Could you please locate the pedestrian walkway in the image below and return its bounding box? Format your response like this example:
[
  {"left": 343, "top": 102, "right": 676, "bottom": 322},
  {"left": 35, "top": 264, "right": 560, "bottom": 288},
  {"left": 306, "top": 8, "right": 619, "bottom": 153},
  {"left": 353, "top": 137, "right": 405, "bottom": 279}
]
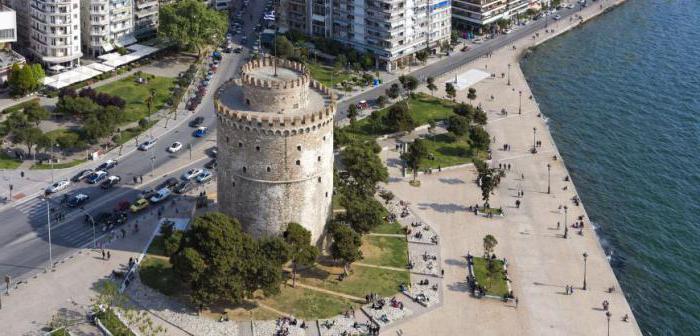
[{"left": 354, "top": 263, "right": 407, "bottom": 273}]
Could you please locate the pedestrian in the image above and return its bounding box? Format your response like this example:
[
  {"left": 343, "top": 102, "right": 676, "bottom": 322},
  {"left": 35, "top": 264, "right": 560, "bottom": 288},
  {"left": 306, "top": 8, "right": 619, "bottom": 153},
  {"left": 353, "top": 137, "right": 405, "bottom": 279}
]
[
  {"left": 508, "top": 163, "right": 511, "bottom": 170},
  {"left": 121, "top": 228, "right": 126, "bottom": 238},
  {"left": 102, "top": 249, "right": 105, "bottom": 260},
  {"left": 107, "top": 251, "right": 111, "bottom": 260},
  {"left": 441, "top": 269, "right": 445, "bottom": 278},
  {"left": 557, "top": 221, "right": 561, "bottom": 229},
  {"left": 521, "top": 173, "right": 525, "bottom": 180},
  {"left": 570, "top": 285, "right": 574, "bottom": 294},
  {"left": 515, "top": 297, "right": 519, "bottom": 308},
  {"left": 129, "top": 257, "right": 133, "bottom": 267}
]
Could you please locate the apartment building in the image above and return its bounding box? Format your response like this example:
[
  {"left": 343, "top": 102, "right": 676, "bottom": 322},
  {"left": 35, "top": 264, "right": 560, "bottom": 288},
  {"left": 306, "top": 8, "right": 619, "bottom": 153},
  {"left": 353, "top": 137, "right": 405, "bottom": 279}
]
[
  {"left": 0, "top": 4, "right": 26, "bottom": 83},
  {"left": 134, "top": 0, "right": 158, "bottom": 39},
  {"left": 81, "top": 0, "right": 136, "bottom": 58},
  {"left": 452, "top": 0, "right": 529, "bottom": 30}
]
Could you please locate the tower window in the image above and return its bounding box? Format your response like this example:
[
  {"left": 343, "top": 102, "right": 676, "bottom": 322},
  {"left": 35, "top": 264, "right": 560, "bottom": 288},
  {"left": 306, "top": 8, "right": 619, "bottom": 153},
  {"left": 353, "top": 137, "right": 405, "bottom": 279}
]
[
  {"left": 323, "top": 136, "right": 326, "bottom": 141},
  {"left": 256, "top": 146, "right": 260, "bottom": 151},
  {"left": 297, "top": 145, "right": 302, "bottom": 151},
  {"left": 296, "top": 160, "right": 301, "bottom": 166},
  {"left": 318, "top": 177, "right": 321, "bottom": 183},
  {"left": 325, "top": 192, "right": 328, "bottom": 197},
  {"left": 242, "top": 167, "right": 247, "bottom": 173},
  {"left": 226, "top": 136, "right": 230, "bottom": 143},
  {"left": 267, "top": 167, "right": 271, "bottom": 172},
  {"left": 246, "top": 99, "right": 250, "bottom": 105},
  {"left": 238, "top": 142, "right": 243, "bottom": 148},
  {"left": 232, "top": 181, "right": 236, "bottom": 187},
  {"left": 317, "top": 156, "right": 321, "bottom": 162}
]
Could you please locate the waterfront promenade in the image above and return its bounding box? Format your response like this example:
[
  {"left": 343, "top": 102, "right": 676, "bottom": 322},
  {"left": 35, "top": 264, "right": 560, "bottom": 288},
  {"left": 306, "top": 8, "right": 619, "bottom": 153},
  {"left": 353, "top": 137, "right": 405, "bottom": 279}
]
[{"left": 378, "top": 1, "right": 643, "bottom": 335}]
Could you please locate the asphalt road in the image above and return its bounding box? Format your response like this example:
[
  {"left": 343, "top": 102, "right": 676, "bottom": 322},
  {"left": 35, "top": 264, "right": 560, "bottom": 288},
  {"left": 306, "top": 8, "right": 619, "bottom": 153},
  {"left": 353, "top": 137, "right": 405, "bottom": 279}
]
[{"left": 0, "top": 0, "right": 268, "bottom": 283}]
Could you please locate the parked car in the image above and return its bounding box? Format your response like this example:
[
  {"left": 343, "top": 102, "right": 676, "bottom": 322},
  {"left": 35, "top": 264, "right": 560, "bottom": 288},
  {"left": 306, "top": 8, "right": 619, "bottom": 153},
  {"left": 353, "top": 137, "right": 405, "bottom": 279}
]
[
  {"left": 129, "top": 198, "right": 149, "bottom": 213},
  {"left": 168, "top": 142, "right": 183, "bottom": 153},
  {"left": 96, "top": 159, "right": 118, "bottom": 171},
  {"left": 149, "top": 188, "right": 172, "bottom": 203},
  {"left": 67, "top": 193, "right": 90, "bottom": 207},
  {"left": 139, "top": 188, "right": 158, "bottom": 200},
  {"left": 182, "top": 168, "right": 204, "bottom": 181},
  {"left": 71, "top": 169, "right": 94, "bottom": 182},
  {"left": 157, "top": 177, "right": 180, "bottom": 190},
  {"left": 174, "top": 181, "right": 194, "bottom": 194},
  {"left": 100, "top": 175, "right": 121, "bottom": 189},
  {"left": 193, "top": 127, "right": 208, "bottom": 137},
  {"left": 189, "top": 117, "right": 205, "bottom": 127},
  {"left": 138, "top": 138, "right": 157, "bottom": 151},
  {"left": 204, "top": 159, "right": 217, "bottom": 169},
  {"left": 196, "top": 170, "right": 213, "bottom": 183},
  {"left": 87, "top": 170, "right": 108, "bottom": 184},
  {"left": 45, "top": 180, "right": 70, "bottom": 194}
]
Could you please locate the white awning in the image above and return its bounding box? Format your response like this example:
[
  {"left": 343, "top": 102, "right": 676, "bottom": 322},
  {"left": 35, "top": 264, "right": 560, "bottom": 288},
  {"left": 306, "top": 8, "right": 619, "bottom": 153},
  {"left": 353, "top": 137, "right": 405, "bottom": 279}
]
[
  {"left": 43, "top": 66, "right": 103, "bottom": 89},
  {"left": 452, "top": 69, "right": 491, "bottom": 91}
]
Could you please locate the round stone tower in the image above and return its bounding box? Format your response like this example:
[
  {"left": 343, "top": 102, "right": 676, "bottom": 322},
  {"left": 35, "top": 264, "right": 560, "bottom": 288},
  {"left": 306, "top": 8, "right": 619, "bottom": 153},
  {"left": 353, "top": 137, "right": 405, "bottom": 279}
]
[{"left": 214, "top": 57, "right": 335, "bottom": 244}]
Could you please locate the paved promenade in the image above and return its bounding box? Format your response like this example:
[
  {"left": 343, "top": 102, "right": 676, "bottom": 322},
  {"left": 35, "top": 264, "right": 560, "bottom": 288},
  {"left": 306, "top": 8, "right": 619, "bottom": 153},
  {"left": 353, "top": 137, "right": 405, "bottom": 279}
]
[{"left": 378, "top": 1, "right": 643, "bottom": 335}]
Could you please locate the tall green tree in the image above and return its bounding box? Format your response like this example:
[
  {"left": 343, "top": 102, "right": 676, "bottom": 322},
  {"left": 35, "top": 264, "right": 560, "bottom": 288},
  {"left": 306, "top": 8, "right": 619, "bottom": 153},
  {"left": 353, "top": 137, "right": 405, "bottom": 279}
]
[
  {"left": 399, "top": 75, "right": 418, "bottom": 97},
  {"left": 453, "top": 102, "right": 475, "bottom": 121},
  {"left": 329, "top": 224, "right": 362, "bottom": 275},
  {"left": 340, "top": 144, "right": 388, "bottom": 195},
  {"left": 467, "top": 88, "right": 477, "bottom": 102},
  {"left": 24, "top": 102, "right": 49, "bottom": 127},
  {"left": 274, "top": 35, "right": 295, "bottom": 58},
  {"left": 447, "top": 115, "right": 470, "bottom": 136},
  {"left": 469, "top": 125, "right": 491, "bottom": 150},
  {"left": 445, "top": 82, "right": 456, "bottom": 101},
  {"left": 401, "top": 138, "right": 429, "bottom": 181},
  {"left": 483, "top": 234, "right": 498, "bottom": 257},
  {"left": 341, "top": 192, "right": 386, "bottom": 234},
  {"left": 14, "top": 127, "right": 43, "bottom": 156},
  {"left": 426, "top": 77, "right": 437, "bottom": 96},
  {"left": 386, "top": 83, "right": 401, "bottom": 99},
  {"left": 383, "top": 101, "right": 414, "bottom": 132},
  {"left": 283, "top": 223, "right": 318, "bottom": 287},
  {"left": 347, "top": 104, "right": 358, "bottom": 121},
  {"left": 159, "top": 0, "right": 227, "bottom": 57}
]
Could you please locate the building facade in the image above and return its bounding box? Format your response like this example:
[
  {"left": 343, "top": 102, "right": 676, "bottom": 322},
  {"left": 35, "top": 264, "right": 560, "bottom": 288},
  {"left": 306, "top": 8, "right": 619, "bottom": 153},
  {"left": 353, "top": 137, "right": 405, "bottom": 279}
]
[
  {"left": 215, "top": 57, "right": 335, "bottom": 244},
  {"left": 452, "top": 0, "right": 529, "bottom": 29},
  {"left": 81, "top": 0, "right": 135, "bottom": 58},
  {"left": 0, "top": 4, "right": 26, "bottom": 84},
  {"left": 133, "top": 0, "right": 158, "bottom": 39}
]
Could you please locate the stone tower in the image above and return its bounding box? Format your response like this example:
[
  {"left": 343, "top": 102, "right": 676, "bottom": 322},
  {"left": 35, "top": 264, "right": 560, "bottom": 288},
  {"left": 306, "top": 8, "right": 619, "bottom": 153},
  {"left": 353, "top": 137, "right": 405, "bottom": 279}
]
[{"left": 214, "top": 57, "right": 335, "bottom": 243}]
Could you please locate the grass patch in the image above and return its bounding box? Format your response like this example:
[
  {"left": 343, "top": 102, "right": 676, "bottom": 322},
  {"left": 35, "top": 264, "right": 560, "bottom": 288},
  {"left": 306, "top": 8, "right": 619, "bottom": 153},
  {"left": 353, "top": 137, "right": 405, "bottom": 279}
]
[
  {"left": 361, "top": 236, "right": 408, "bottom": 269},
  {"left": 479, "top": 207, "right": 504, "bottom": 215},
  {"left": 48, "top": 328, "right": 70, "bottom": 336},
  {"left": 298, "top": 263, "right": 409, "bottom": 298},
  {"left": 146, "top": 236, "right": 169, "bottom": 257},
  {"left": 96, "top": 308, "right": 135, "bottom": 336},
  {"left": 96, "top": 75, "right": 176, "bottom": 122},
  {"left": 31, "top": 159, "right": 86, "bottom": 170},
  {"left": 202, "top": 302, "right": 281, "bottom": 321},
  {"left": 0, "top": 152, "right": 21, "bottom": 169},
  {"left": 2, "top": 98, "right": 40, "bottom": 115},
  {"left": 138, "top": 256, "right": 185, "bottom": 297},
  {"left": 370, "top": 221, "right": 404, "bottom": 235},
  {"left": 260, "top": 285, "right": 356, "bottom": 320},
  {"left": 113, "top": 120, "right": 158, "bottom": 146},
  {"left": 419, "top": 133, "right": 487, "bottom": 169},
  {"left": 307, "top": 63, "right": 352, "bottom": 88},
  {"left": 472, "top": 257, "right": 509, "bottom": 297}
]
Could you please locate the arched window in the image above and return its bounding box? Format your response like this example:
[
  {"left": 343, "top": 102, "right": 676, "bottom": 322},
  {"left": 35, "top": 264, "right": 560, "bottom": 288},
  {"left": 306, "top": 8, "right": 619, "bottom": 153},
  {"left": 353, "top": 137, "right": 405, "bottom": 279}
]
[
  {"left": 238, "top": 142, "right": 243, "bottom": 148},
  {"left": 317, "top": 156, "right": 321, "bottom": 162},
  {"left": 318, "top": 177, "right": 321, "bottom": 183},
  {"left": 295, "top": 160, "right": 300, "bottom": 166},
  {"left": 242, "top": 167, "right": 247, "bottom": 173},
  {"left": 267, "top": 167, "right": 271, "bottom": 172},
  {"left": 256, "top": 146, "right": 260, "bottom": 151},
  {"left": 297, "top": 145, "right": 302, "bottom": 151}
]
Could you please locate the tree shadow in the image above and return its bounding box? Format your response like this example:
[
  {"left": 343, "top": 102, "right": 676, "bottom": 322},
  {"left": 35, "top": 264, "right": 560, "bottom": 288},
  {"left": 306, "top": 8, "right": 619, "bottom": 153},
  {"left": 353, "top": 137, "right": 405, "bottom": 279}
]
[
  {"left": 417, "top": 202, "right": 470, "bottom": 213},
  {"left": 446, "top": 281, "right": 470, "bottom": 292},
  {"left": 438, "top": 178, "right": 465, "bottom": 185},
  {"left": 386, "top": 158, "right": 403, "bottom": 168},
  {"left": 444, "top": 258, "right": 467, "bottom": 267}
]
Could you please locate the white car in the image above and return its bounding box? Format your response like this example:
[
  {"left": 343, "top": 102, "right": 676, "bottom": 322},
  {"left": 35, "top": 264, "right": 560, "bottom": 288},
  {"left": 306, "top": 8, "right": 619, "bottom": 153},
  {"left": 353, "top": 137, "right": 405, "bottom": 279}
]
[
  {"left": 46, "top": 180, "right": 70, "bottom": 194},
  {"left": 196, "top": 169, "right": 213, "bottom": 183},
  {"left": 168, "top": 142, "right": 183, "bottom": 153},
  {"left": 149, "top": 188, "right": 172, "bottom": 203},
  {"left": 138, "top": 138, "right": 157, "bottom": 151},
  {"left": 182, "top": 168, "right": 204, "bottom": 180}
]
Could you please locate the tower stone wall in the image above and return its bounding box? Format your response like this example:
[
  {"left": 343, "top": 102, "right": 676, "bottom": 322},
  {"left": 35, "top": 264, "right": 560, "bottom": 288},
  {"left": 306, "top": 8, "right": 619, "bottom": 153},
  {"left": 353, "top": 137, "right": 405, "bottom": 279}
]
[{"left": 215, "top": 57, "right": 335, "bottom": 243}]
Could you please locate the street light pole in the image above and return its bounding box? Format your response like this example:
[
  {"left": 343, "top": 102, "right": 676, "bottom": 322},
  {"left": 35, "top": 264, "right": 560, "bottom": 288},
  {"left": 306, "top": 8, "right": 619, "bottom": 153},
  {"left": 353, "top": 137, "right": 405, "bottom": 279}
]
[
  {"left": 518, "top": 90, "right": 522, "bottom": 114},
  {"left": 150, "top": 154, "right": 156, "bottom": 177},
  {"left": 583, "top": 252, "right": 589, "bottom": 290},
  {"left": 507, "top": 64, "right": 511, "bottom": 86},
  {"left": 606, "top": 311, "right": 611, "bottom": 336},
  {"left": 188, "top": 143, "right": 192, "bottom": 161},
  {"left": 563, "top": 205, "right": 568, "bottom": 238},
  {"left": 547, "top": 163, "right": 551, "bottom": 194},
  {"left": 532, "top": 127, "right": 537, "bottom": 153},
  {"left": 45, "top": 199, "right": 53, "bottom": 270}
]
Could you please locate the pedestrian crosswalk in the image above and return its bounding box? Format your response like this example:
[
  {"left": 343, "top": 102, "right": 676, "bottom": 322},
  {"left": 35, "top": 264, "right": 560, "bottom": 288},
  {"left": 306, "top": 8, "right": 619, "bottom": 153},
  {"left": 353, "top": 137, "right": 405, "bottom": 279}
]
[{"left": 13, "top": 197, "right": 99, "bottom": 248}]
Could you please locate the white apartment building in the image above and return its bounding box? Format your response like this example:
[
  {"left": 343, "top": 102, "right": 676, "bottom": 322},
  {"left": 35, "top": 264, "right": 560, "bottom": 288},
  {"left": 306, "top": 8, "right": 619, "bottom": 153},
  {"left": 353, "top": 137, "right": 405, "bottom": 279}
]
[
  {"left": 134, "top": 0, "right": 158, "bottom": 39},
  {"left": 0, "top": 4, "right": 26, "bottom": 83},
  {"left": 332, "top": 0, "right": 451, "bottom": 71},
  {"left": 81, "top": 0, "right": 135, "bottom": 58},
  {"left": 452, "top": 0, "right": 529, "bottom": 30}
]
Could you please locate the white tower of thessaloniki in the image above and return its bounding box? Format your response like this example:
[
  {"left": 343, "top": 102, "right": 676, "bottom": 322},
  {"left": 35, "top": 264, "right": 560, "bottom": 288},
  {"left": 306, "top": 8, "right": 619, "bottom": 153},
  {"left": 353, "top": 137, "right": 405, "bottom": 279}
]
[{"left": 214, "top": 57, "right": 335, "bottom": 243}]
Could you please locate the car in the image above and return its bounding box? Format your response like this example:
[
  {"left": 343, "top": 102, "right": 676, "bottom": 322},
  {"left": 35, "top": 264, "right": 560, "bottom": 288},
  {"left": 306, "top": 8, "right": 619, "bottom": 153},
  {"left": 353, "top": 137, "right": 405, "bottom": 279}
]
[
  {"left": 157, "top": 177, "right": 180, "bottom": 190},
  {"left": 138, "top": 138, "right": 157, "bottom": 151},
  {"left": 45, "top": 180, "right": 70, "bottom": 194},
  {"left": 67, "top": 193, "right": 89, "bottom": 207},
  {"left": 193, "top": 127, "right": 208, "bottom": 137},
  {"left": 129, "top": 198, "right": 149, "bottom": 213},
  {"left": 96, "top": 159, "right": 118, "bottom": 171},
  {"left": 100, "top": 175, "right": 121, "bottom": 189},
  {"left": 174, "top": 181, "right": 194, "bottom": 194},
  {"left": 71, "top": 169, "right": 94, "bottom": 182},
  {"left": 87, "top": 170, "right": 108, "bottom": 184},
  {"left": 190, "top": 117, "right": 204, "bottom": 127},
  {"left": 196, "top": 170, "right": 214, "bottom": 183},
  {"left": 553, "top": 15, "right": 562, "bottom": 20},
  {"left": 210, "top": 147, "right": 218, "bottom": 158},
  {"left": 204, "top": 159, "right": 217, "bottom": 169},
  {"left": 168, "top": 142, "right": 183, "bottom": 153},
  {"left": 149, "top": 188, "right": 172, "bottom": 203},
  {"left": 234, "top": 47, "right": 243, "bottom": 54},
  {"left": 182, "top": 168, "right": 204, "bottom": 181}
]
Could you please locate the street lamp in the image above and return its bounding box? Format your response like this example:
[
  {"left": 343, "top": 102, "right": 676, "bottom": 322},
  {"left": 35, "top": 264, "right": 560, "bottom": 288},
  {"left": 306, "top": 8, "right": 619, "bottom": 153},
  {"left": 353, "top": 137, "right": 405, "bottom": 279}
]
[
  {"left": 150, "top": 154, "right": 156, "bottom": 177},
  {"left": 582, "top": 252, "right": 589, "bottom": 290},
  {"left": 531, "top": 127, "right": 537, "bottom": 153},
  {"left": 188, "top": 143, "right": 192, "bottom": 161},
  {"left": 563, "top": 205, "right": 568, "bottom": 238},
  {"left": 547, "top": 163, "right": 551, "bottom": 194},
  {"left": 44, "top": 198, "right": 54, "bottom": 270},
  {"left": 518, "top": 90, "right": 522, "bottom": 114},
  {"left": 507, "top": 64, "right": 511, "bottom": 86},
  {"left": 606, "top": 311, "right": 611, "bottom": 336}
]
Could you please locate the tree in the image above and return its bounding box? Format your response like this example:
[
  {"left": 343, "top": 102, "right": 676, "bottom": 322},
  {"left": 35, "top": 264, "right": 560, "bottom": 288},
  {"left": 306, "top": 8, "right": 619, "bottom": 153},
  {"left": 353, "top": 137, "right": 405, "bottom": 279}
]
[
  {"left": 341, "top": 191, "right": 386, "bottom": 233},
  {"left": 159, "top": 0, "right": 227, "bottom": 57},
  {"left": 347, "top": 104, "right": 358, "bottom": 121},
  {"left": 398, "top": 75, "right": 418, "bottom": 97},
  {"left": 447, "top": 115, "right": 470, "bottom": 136},
  {"left": 274, "top": 35, "right": 294, "bottom": 58},
  {"left": 379, "top": 190, "right": 395, "bottom": 204},
  {"left": 383, "top": 101, "right": 414, "bottom": 132},
  {"left": 445, "top": 82, "right": 456, "bottom": 101},
  {"left": 473, "top": 106, "right": 488, "bottom": 125},
  {"left": 453, "top": 102, "right": 475, "bottom": 121},
  {"left": 329, "top": 224, "right": 362, "bottom": 275},
  {"left": 376, "top": 95, "right": 388, "bottom": 108},
  {"left": 469, "top": 125, "right": 490, "bottom": 150},
  {"left": 340, "top": 144, "right": 388, "bottom": 195},
  {"left": 401, "top": 138, "right": 429, "bottom": 181},
  {"left": 283, "top": 223, "right": 318, "bottom": 287},
  {"left": 14, "top": 127, "right": 43, "bottom": 156},
  {"left": 467, "top": 88, "right": 477, "bottom": 102},
  {"left": 415, "top": 50, "right": 428, "bottom": 64},
  {"left": 426, "top": 77, "right": 437, "bottom": 96},
  {"left": 24, "top": 102, "right": 49, "bottom": 126},
  {"left": 483, "top": 234, "right": 498, "bottom": 257},
  {"left": 386, "top": 83, "right": 401, "bottom": 99}
]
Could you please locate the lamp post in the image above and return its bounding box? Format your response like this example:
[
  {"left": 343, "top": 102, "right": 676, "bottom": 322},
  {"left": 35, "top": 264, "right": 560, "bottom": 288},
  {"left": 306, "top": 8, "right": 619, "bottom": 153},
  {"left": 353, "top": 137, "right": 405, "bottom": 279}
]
[
  {"left": 518, "top": 90, "right": 522, "bottom": 114},
  {"left": 547, "top": 163, "right": 551, "bottom": 194},
  {"left": 188, "top": 143, "right": 192, "bottom": 161},
  {"left": 606, "top": 311, "right": 611, "bottom": 336},
  {"left": 582, "top": 252, "right": 589, "bottom": 290},
  {"left": 563, "top": 205, "right": 568, "bottom": 238},
  {"left": 150, "top": 154, "right": 156, "bottom": 177},
  {"left": 45, "top": 198, "right": 53, "bottom": 270},
  {"left": 532, "top": 127, "right": 537, "bottom": 153},
  {"left": 507, "top": 64, "right": 511, "bottom": 86}
]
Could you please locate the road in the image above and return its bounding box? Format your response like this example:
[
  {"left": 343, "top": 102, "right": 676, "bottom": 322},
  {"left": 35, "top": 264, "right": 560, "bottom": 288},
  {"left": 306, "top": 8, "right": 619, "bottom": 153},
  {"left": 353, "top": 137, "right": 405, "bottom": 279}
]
[
  {"left": 336, "top": 4, "right": 584, "bottom": 114},
  {"left": 0, "top": 0, "right": 269, "bottom": 283}
]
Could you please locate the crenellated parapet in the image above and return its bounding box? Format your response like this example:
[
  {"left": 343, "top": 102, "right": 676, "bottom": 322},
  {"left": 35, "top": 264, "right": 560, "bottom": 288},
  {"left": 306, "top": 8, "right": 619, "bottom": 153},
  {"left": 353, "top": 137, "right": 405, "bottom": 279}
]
[{"left": 239, "top": 57, "right": 310, "bottom": 90}]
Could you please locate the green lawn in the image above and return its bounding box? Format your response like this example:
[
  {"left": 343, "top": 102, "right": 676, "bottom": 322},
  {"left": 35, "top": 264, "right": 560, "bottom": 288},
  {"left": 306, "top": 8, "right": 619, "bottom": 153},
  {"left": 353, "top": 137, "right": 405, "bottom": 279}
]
[
  {"left": 0, "top": 152, "right": 21, "bottom": 169},
  {"left": 96, "top": 309, "right": 135, "bottom": 336},
  {"left": 96, "top": 75, "right": 176, "bottom": 122},
  {"left": 113, "top": 120, "right": 157, "bottom": 146},
  {"left": 145, "top": 236, "right": 169, "bottom": 257},
  {"left": 1, "top": 98, "right": 40, "bottom": 115},
  {"left": 138, "top": 256, "right": 185, "bottom": 297},
  {"left": 260, "top": 286, "right": 356, "bottom": 320},
  {"left": 307, "top": 63, "right": 351, "bottom": 88},
  {"left": 419, "top": 133, "right": 487, "bottom": 169},
  {"left": 361, "top": 236, "right": 408, "bottom": 269},
  {"left": 370, "top": 221, "right": 404, "bottom": 235},
  {"left": 31, "top": 159, "right": 86, "bottom": 170},
  {"left": 472, "top": 257, "right": 509, "bottom": 297},
  {"left": 298, "top": 263, "right": 409, "bottom": 298}
]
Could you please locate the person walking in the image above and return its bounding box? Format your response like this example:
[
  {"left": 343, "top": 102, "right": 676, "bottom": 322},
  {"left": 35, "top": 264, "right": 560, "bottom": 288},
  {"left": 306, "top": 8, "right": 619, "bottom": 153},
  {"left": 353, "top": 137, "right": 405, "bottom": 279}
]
[
  {"left": 101, "top": 249, "right": 106, "bottom": 260},
  {"left": 107, "top": 251, "right": 111, "bottom": 260}
]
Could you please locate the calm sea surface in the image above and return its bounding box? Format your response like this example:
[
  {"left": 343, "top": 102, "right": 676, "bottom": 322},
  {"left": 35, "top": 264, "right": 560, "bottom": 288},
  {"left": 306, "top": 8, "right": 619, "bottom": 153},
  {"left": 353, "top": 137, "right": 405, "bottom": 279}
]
[{"left": 520, "top": 1, "right": 700, "bottom": 335}]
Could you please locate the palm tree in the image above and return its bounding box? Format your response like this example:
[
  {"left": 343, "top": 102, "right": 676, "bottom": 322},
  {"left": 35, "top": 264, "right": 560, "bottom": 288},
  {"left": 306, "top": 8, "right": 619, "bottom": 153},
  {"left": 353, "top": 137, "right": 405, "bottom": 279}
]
[
  {"left": 427, "top": 77, "right": 437, "bottom": 96},
  {"left": 145, "top": 88, "right": 156, "bottom": 137}
]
